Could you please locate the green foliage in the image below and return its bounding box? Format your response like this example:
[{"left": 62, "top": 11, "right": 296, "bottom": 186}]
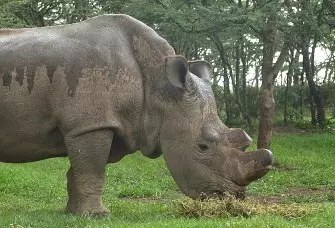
[
  {"left": 0, "top": 0, "right": 27, "bottom": 28},
  {"left": 323, "top": 83, "right": 335, "bottom": 118},
  {"left": 294, "top": 119, "right": 319, "bottom": 130},
  {"left": 245, "top": 86, "right": 260, "bottom": 118}
]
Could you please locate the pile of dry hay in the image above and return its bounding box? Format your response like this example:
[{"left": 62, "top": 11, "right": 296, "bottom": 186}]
[{"left": 175, "top": 193, "right": 317, "bottom": 219}]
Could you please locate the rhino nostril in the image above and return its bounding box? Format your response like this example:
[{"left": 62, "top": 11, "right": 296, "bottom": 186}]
[{"left": 262, "top": 149, "right": 274, "bottom": 167}]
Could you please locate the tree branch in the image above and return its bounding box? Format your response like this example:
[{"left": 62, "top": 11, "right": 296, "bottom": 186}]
[{"left": 272, "top": 35, "right": 291, "bottom": 78}]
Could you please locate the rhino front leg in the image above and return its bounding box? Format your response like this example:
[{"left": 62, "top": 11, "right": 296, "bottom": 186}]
[{"left": 64, "top": 129, "right": 113, "bottom": 216}]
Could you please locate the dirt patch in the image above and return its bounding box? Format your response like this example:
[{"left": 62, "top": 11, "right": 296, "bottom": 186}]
[
  {"left": 273, "top": 160, "right": 298, "bottom": 171},
  {"left": 120, "top": 196, "right": 162, "bottom": 203},
  {"left": 120, "top": 187, "right": 335, "bottom": 204},
  {"left": 121, "top": 188, "right": 333, "bottom": 219},
  {"left": 273, "top": 125, "right": 311, "bottom": 134},
  {"left": 249, "top": 187, "right": 335, "bottom": 204},
  {"left": 248, "top": 195, "right": 283, "bottom": 204},
  {"left": 287, "top": 187, "right": 335, "bottom": 196}
]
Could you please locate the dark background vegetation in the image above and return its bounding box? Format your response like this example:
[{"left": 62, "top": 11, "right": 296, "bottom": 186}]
[{"left": 1, "top": 0, "right": 334, "bottom": 144}]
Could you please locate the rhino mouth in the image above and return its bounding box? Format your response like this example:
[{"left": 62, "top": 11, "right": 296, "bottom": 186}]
[
  {"left": 202, "top": 188, "right": 246, "bottom": 200},
  {"left": 199, "top": 190, "right": 225, "bottom": 200},
  {"left": 199, "top": 178, "right": 247, "bottom": 200}
]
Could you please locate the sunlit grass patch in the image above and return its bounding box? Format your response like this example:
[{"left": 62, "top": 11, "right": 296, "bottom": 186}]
[
  {"left": 245, "top": 201, "right": 318, "bottom": 219},
  {"left": 175, "top": 194, "right": 252, "bottom": 218},
  {"left": 175, "top": 193, "right": 318, "bottom": 219}
]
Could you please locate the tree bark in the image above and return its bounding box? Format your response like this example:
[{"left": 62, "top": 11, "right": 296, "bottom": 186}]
[
  {"left": 223, "top": 66, "right": 232, "bottom": 124},
  {"left": 257, "top": 12, "right": 290, "bottom": 149},
  {"left": 309, "top": 94, "right": 317, "bottom": 125},
  {"left": 257, "top": 10, "right": 277, "bottom": 149},
  {"left": 240, "top": 40, "right": 253, "bottom": 129},
  {"left": 255, "top": 62, "right": 260, "bottom": 89},
  {"left": 301, "top": 39, "right": 326, "bottom": 128},
  {"left": 300, "top": 69, "right": 304, "bottom": 119},
  {"left": 284, "top": 50, "right": 295, "bottom": 124},
  {"left": 241, "top": 43, "right": 248, "bottom": 119},
  {"left": 258, "top": 88, "right": 275, "bottom": 148}
]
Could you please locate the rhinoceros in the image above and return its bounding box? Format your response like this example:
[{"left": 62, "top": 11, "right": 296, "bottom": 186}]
[{"left": 0, "top": 14, "right": 273, "bottom": 216}]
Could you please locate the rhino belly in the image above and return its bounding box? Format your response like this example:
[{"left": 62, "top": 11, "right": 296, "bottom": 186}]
[
  {"left": 0, "top": 91, "right": 67, "bottom": 163},
  {"left": 0, "top": 129, "right": 67, "bottom": 163}
]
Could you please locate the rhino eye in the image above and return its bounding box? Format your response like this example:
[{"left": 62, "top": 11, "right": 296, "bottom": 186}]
[{"left": 198, "top": 144, "right": 209, "bottom": 151}]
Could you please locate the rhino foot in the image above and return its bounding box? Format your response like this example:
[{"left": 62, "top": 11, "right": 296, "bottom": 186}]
[{"left": 65, "top": 201, "right": 110, "bottom": 217}]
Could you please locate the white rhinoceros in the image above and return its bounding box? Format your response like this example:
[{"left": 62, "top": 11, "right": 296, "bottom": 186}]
[{"left": 0, "top": 14, "right": 273, "bottom": 216}]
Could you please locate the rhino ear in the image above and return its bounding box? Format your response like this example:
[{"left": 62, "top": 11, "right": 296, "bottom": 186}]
[
  {"left": 188, "top": 60, "right": 213, "bottom": 83},
  {"left": 165, "top": 56, "right": 188, "bottom": 89}
]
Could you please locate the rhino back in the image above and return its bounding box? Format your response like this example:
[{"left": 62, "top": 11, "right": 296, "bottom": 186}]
[{"left": 0, "top": 15, "right": 169, "bottom": 162}]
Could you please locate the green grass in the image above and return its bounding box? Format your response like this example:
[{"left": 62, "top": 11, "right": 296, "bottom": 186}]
[{"left": 1, "top": 132, "right": 334, "bottom": 227}]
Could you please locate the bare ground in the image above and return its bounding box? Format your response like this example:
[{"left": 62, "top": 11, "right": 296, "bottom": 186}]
[
  {"left": 120, "top": 187, "right": 335, "bottom": 204},
  {"left": 273, "top": 125, "right": 317, "bottom": 134},
  {"left": 248, "top": 187, "right": 335, "bottom": 204}
]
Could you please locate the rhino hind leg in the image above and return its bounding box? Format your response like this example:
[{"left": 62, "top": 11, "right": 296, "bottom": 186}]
[{"left": 64, "top": 130, "right": 113, "bottom": 216}]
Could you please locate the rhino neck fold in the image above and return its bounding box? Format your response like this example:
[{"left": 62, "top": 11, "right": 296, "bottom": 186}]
[{"left": 130, "top": 30, "right": 175, "bottom": 158}]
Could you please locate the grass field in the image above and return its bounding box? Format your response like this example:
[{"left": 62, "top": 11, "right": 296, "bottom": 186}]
[{"left": 0, "top": 132, "right": 334, "bottom": 227}]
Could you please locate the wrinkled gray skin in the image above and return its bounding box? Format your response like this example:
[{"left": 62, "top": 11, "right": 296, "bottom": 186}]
[{"left": 0, "top": 14, "right": 273, "bottom": 216}]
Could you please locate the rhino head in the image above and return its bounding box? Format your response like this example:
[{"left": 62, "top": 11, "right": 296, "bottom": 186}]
[{"left": 155, "top": 56, "right": 273, "bottom": 199}]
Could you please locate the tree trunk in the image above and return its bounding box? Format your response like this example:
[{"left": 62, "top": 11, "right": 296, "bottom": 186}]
[
  {"left": 223, "top": 66, "right": 232, "bottom": 124},
  {"left": 240, "top": 41, "right": 253, "bottom": 129},
  {"left": 235, "top": 41, "right": 241, "bottom": 110},
  {"left": 258, "top": 88, "right": 275, "bottom": 149},
  {"left": 241, "top": 44, "right": 247, "bottom": 116},
  {"left": 302, "top": 41, "right": 326, "bottom": 128},
  {"left": 213, "top": 35, "right": 253, "bottom": 130},
  {"left": 300, "top": 69, "right": 304, "bottom": 119},
  {"left": 284, "top": 50, "right": 295, "bottom": 124},
  {"left": 255, "top": 63, "right": 260, "bottom": 89},
  {"left": 300, "top": 0, "right": 326, "bottom": 129},
  {"left": 257, "top": 11, "right": 290, "bottom": 149},
  {"left": 309, "top": 94, "right": 317, "bottom": 125}
]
